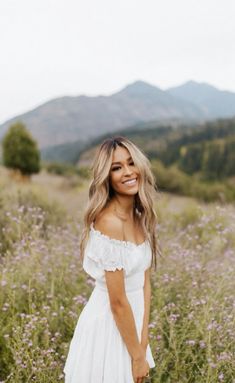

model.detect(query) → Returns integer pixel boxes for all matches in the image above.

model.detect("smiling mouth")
[122,178,137,185]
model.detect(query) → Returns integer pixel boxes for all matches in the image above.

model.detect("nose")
[123,164,133,176]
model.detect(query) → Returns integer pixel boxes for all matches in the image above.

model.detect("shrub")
[44,162,90,179]
[2,121,40,176]
[151,160,235,203]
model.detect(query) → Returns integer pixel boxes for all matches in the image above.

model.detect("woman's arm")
[105,269,145,361]
[97,216,145,361]
[140,268,151,351]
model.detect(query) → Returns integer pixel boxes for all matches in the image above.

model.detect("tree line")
[147,118,235,180]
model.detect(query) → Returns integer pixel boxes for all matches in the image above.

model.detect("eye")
[111,161,134,171]
[111,166,121,171]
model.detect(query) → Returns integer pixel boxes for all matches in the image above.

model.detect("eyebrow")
[111,156,132,165]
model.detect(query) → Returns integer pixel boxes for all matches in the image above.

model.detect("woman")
[64,136,158,383]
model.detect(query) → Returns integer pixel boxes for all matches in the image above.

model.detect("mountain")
[1,80,235,150]
[111,81,204,121]
[40,119,179,164]
[167,80,235,118]
[0,80,204,149]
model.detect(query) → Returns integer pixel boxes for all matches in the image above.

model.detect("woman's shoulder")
[85,214,131,273]
[93,210,125,242]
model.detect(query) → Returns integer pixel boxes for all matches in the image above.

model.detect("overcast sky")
[0,0,235,124]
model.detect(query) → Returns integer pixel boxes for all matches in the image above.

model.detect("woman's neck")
[110,195,136,222]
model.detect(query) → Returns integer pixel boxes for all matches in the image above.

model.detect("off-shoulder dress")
[63,222,156,382]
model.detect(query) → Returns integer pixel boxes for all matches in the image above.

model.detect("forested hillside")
[76,117,235,202]
[147,118,235,179]
[78,117,235,179]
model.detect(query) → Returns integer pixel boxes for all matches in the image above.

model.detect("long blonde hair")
[79,136,159,270]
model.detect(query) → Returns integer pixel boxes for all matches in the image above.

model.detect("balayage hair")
[79,135,159,271]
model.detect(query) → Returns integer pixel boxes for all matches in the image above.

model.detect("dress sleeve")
[82,229,133,280]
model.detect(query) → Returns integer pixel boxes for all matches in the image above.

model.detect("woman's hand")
[131,348,150,383]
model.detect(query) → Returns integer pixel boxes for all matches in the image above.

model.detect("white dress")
[63,222,156,383]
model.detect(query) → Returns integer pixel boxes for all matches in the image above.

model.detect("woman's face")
[109,145,140,195]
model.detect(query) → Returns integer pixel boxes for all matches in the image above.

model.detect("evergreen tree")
[179,143,204,174]
[202,141,225,179]
[2,121,40,176]
[224,138,235,176]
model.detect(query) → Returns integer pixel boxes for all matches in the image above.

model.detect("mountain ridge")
[0,80,235,149]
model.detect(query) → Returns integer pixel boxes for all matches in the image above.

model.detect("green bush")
[2,121,40,176]
[151,160,235,203]
[152,160,191,195]
[44,162,90,179]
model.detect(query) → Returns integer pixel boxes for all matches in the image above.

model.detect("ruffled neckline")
[90,222,148,248]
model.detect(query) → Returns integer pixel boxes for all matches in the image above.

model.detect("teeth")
[123,178,137,185]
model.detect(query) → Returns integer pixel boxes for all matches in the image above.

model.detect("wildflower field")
[0,167,235,383]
